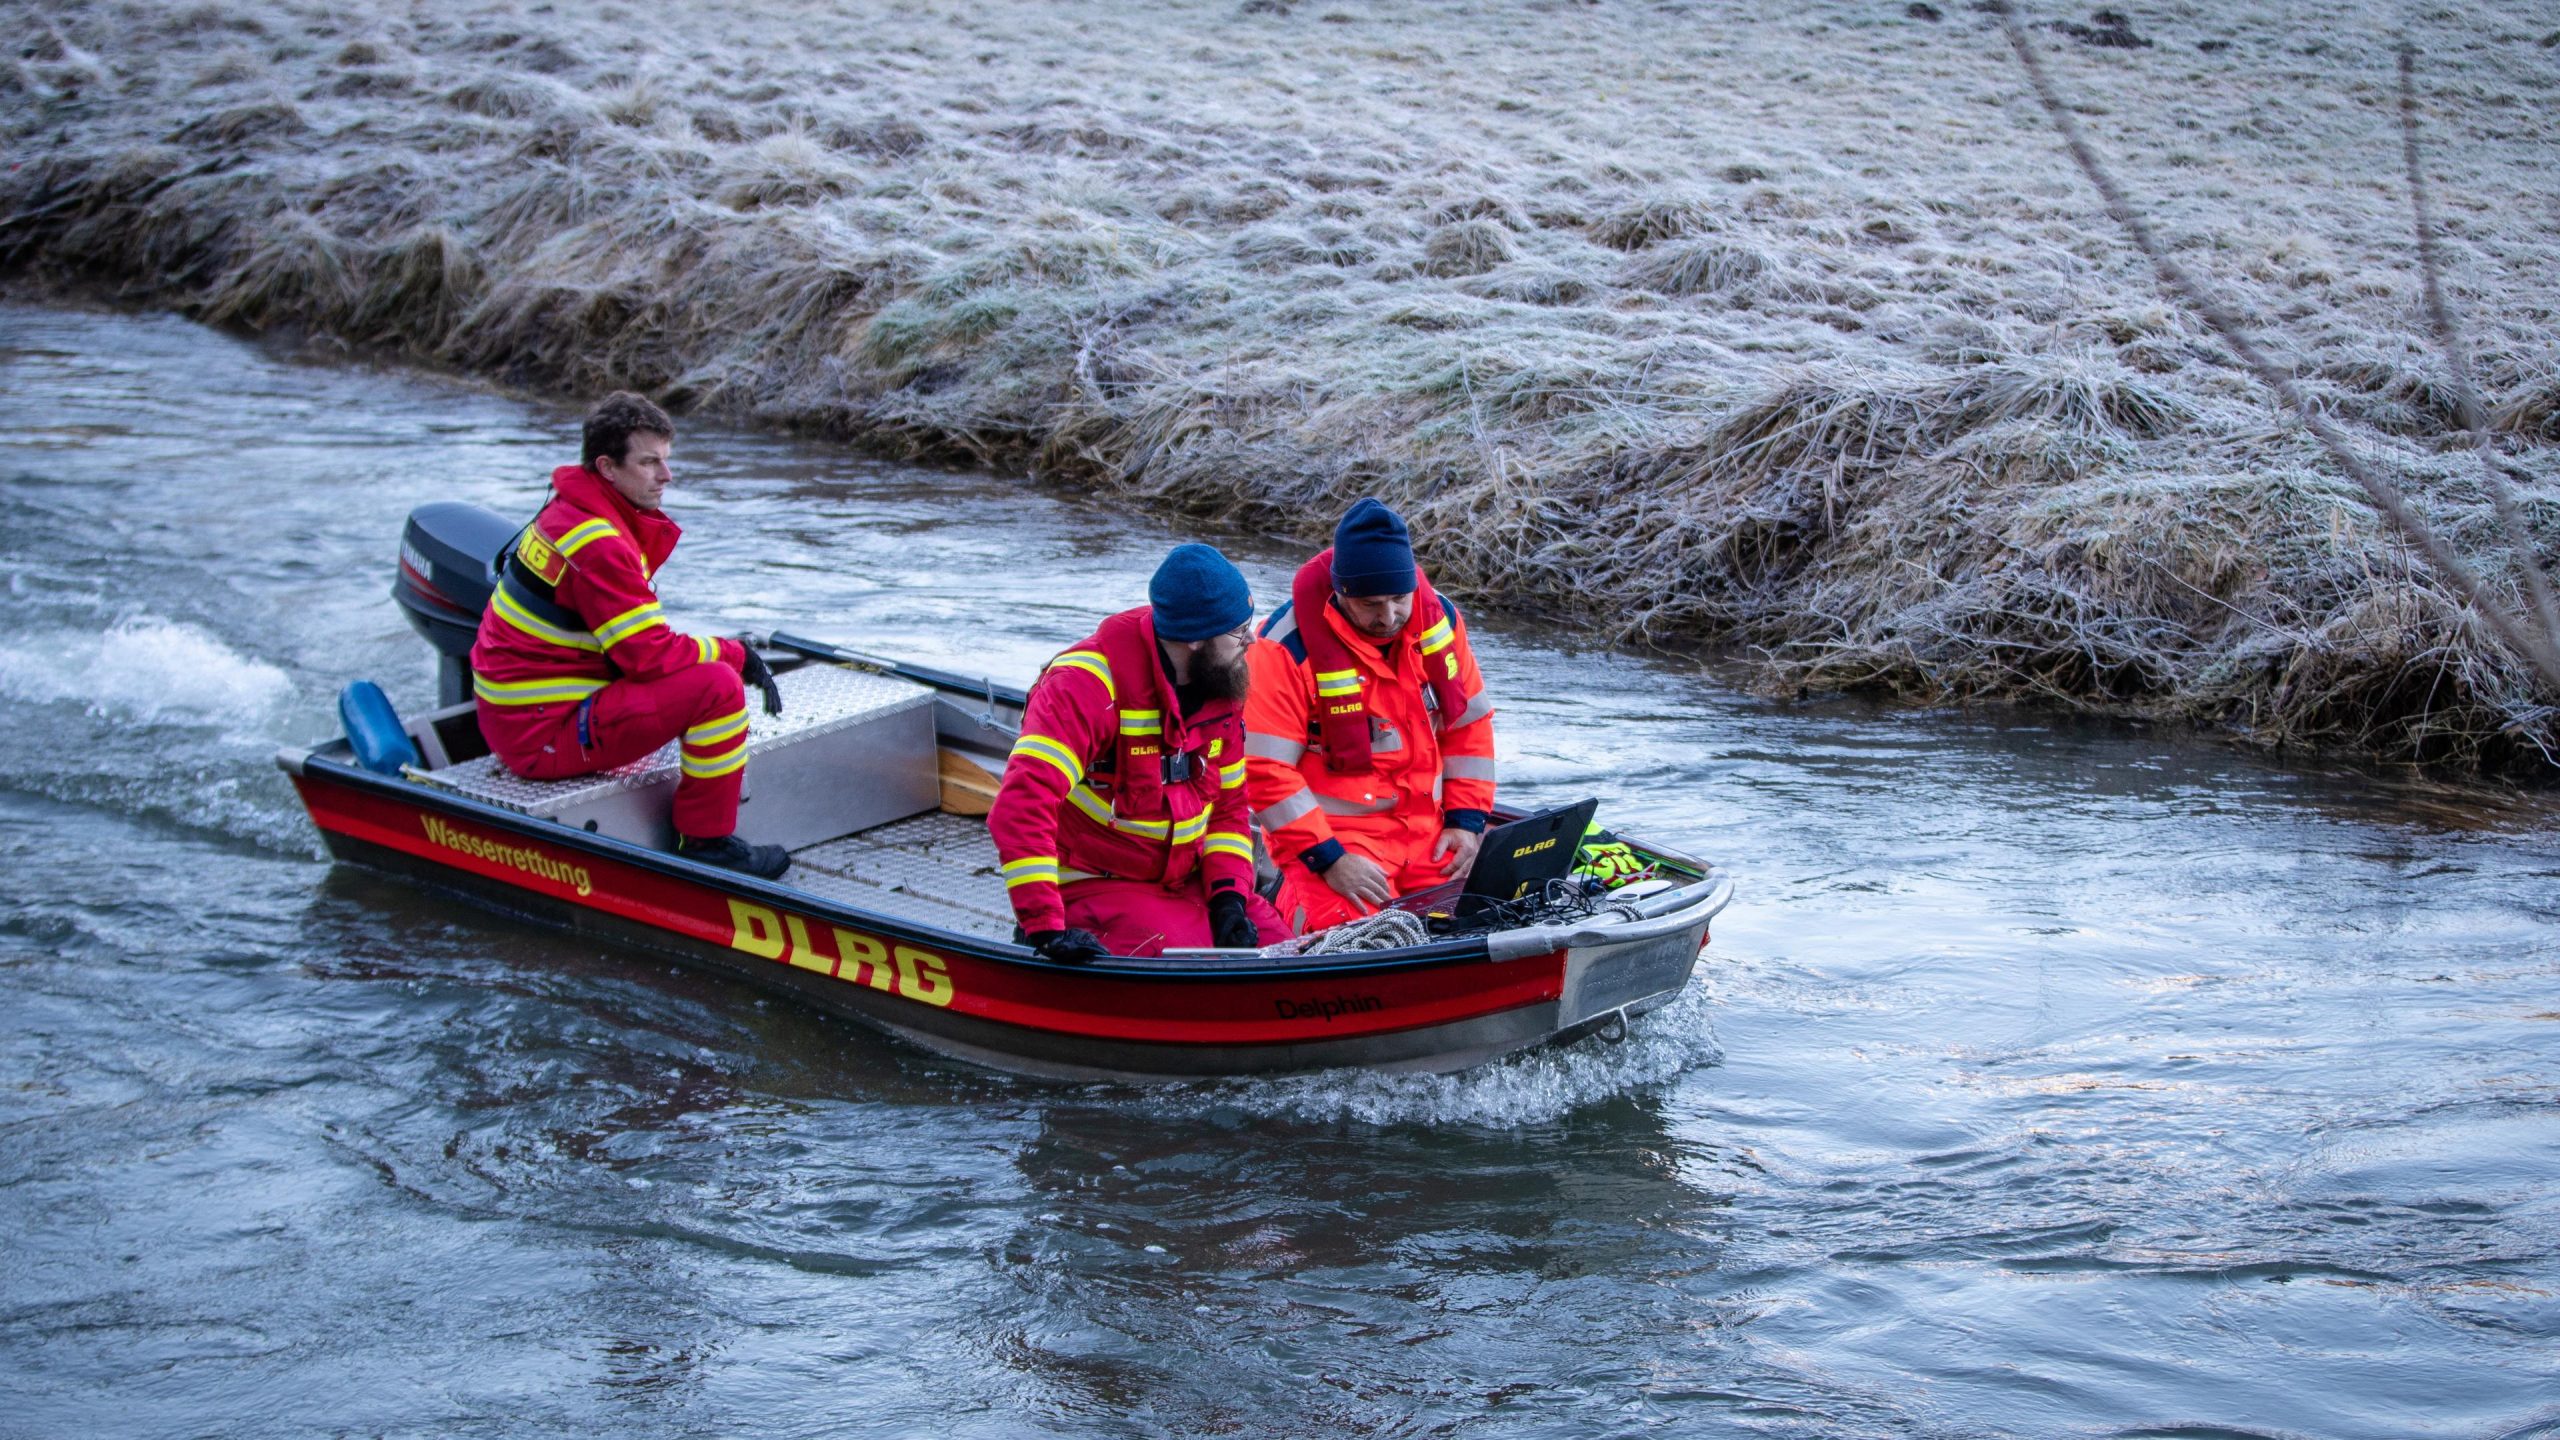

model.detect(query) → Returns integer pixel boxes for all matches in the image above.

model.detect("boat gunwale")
[279,740,1533,981]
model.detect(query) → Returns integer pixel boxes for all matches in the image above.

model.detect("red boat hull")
[290,760,1624,1079]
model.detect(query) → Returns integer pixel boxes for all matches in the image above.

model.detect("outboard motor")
[393,502,515,706]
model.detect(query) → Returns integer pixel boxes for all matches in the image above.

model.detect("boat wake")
[0,615,315,854]
[1192,987,1724,1127]
[0,616,291,731]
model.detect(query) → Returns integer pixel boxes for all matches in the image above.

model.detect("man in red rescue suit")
[468,391,789,878]
[988,544,1291,962]
[1244,498,1498,933]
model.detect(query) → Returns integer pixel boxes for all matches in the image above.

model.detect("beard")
[1195,646,1252,703]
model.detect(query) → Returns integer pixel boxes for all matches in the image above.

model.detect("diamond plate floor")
[784,811,1016,941]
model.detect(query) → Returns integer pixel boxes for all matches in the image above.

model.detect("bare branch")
[1992,2,2560,692]
[2396,42,2560,650]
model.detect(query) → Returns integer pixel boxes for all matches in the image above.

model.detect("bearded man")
[988,544,1291,961]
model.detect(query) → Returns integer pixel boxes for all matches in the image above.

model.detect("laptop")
[1391,797,1600,921]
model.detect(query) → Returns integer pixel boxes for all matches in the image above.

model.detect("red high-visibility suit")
[987,607,1287,957]
[1243,562,1497,932]
[468,463,750,840]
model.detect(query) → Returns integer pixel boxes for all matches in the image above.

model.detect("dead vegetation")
[3,0,2555,770]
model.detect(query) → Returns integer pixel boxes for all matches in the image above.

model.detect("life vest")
[469,465,739,771]
[1048,608,1226,884]
[1287,548,1469,772]
[990,607,1257,933]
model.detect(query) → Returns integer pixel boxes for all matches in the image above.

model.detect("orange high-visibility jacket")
[988,607,1257,935]
[1242,593,1496,876]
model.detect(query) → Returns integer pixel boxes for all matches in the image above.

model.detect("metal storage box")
[418,664,941,851]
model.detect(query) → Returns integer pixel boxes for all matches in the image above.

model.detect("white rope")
[1270,907,1431,956]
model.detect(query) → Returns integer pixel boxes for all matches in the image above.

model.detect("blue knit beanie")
[1149,543,1253,642]
[1331,497,1416,597]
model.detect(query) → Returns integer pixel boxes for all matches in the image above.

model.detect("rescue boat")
[277,502,1731,1082]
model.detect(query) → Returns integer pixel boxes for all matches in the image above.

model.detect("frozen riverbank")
[7,0,2556,765]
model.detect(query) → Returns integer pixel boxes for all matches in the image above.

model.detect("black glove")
[1208,890,1258,949]
[739,645,783,717]
[1026,928,1107,965]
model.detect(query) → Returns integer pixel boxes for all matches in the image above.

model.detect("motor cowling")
[394,502,514,705]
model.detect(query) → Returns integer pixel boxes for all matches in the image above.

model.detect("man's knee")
[692,662,746,717]
[1245,892,1292,944]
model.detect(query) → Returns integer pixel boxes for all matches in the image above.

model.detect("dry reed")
[4,0,2554,769]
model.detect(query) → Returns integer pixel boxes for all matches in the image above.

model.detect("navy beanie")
[1331,497,1417,597]
[1149,543,1253,642]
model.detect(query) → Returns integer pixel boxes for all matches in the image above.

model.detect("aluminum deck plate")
[412,664,933,814]
[785,812,1015,941]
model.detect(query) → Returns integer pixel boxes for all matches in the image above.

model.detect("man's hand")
[739,645,783,717]
[1322,851,1395,912]
[1432,826,1484,878]
[1208,890,1259,949]
[1025,928,1107,965]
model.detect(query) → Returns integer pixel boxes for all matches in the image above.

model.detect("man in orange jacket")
[1244,498,1498,932]
[468,392,788,878]
[988,544,1290,962]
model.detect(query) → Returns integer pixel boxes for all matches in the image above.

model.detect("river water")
[1,302,2554,1439]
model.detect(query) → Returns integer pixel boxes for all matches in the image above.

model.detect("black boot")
[676,832,790,880]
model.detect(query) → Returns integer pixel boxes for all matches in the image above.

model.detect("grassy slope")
[7,0,2556,765]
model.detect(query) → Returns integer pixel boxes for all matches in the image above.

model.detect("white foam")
[0,617,291,725]
[1187,988,1725,1128]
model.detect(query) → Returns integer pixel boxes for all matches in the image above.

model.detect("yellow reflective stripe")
[1204,831,1253,861]
[1418,616,1455,655]
[491,586,603,651]
[473,673,608,705]
[555,519,617,556]
[1067,783,1161,836]
[1001,855,1061,889]
[1047,650,1114,701]
[1010,733,1085,786]
[1314,669,1361,698]
[1220,759,1247,789]
[1065,785,1219,845]
[594,602,666,647]
[685,708,750,748]
[1117,708,1163,735]
[1169,806,1211,846]
[1073,785,1172,838]
[695,634,719,664]
[682,748,748,779]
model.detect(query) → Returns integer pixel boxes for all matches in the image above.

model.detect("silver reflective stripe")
[1262,604,1299,647]
[1431,775,1443,804]
[1257,788,1320,828]
[1242,732,1305,764]
[1442,755,1498,781]
[1315,792,1399,817]
[1449,691,1495,729]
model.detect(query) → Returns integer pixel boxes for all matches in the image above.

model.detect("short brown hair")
[581,391,674,469]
